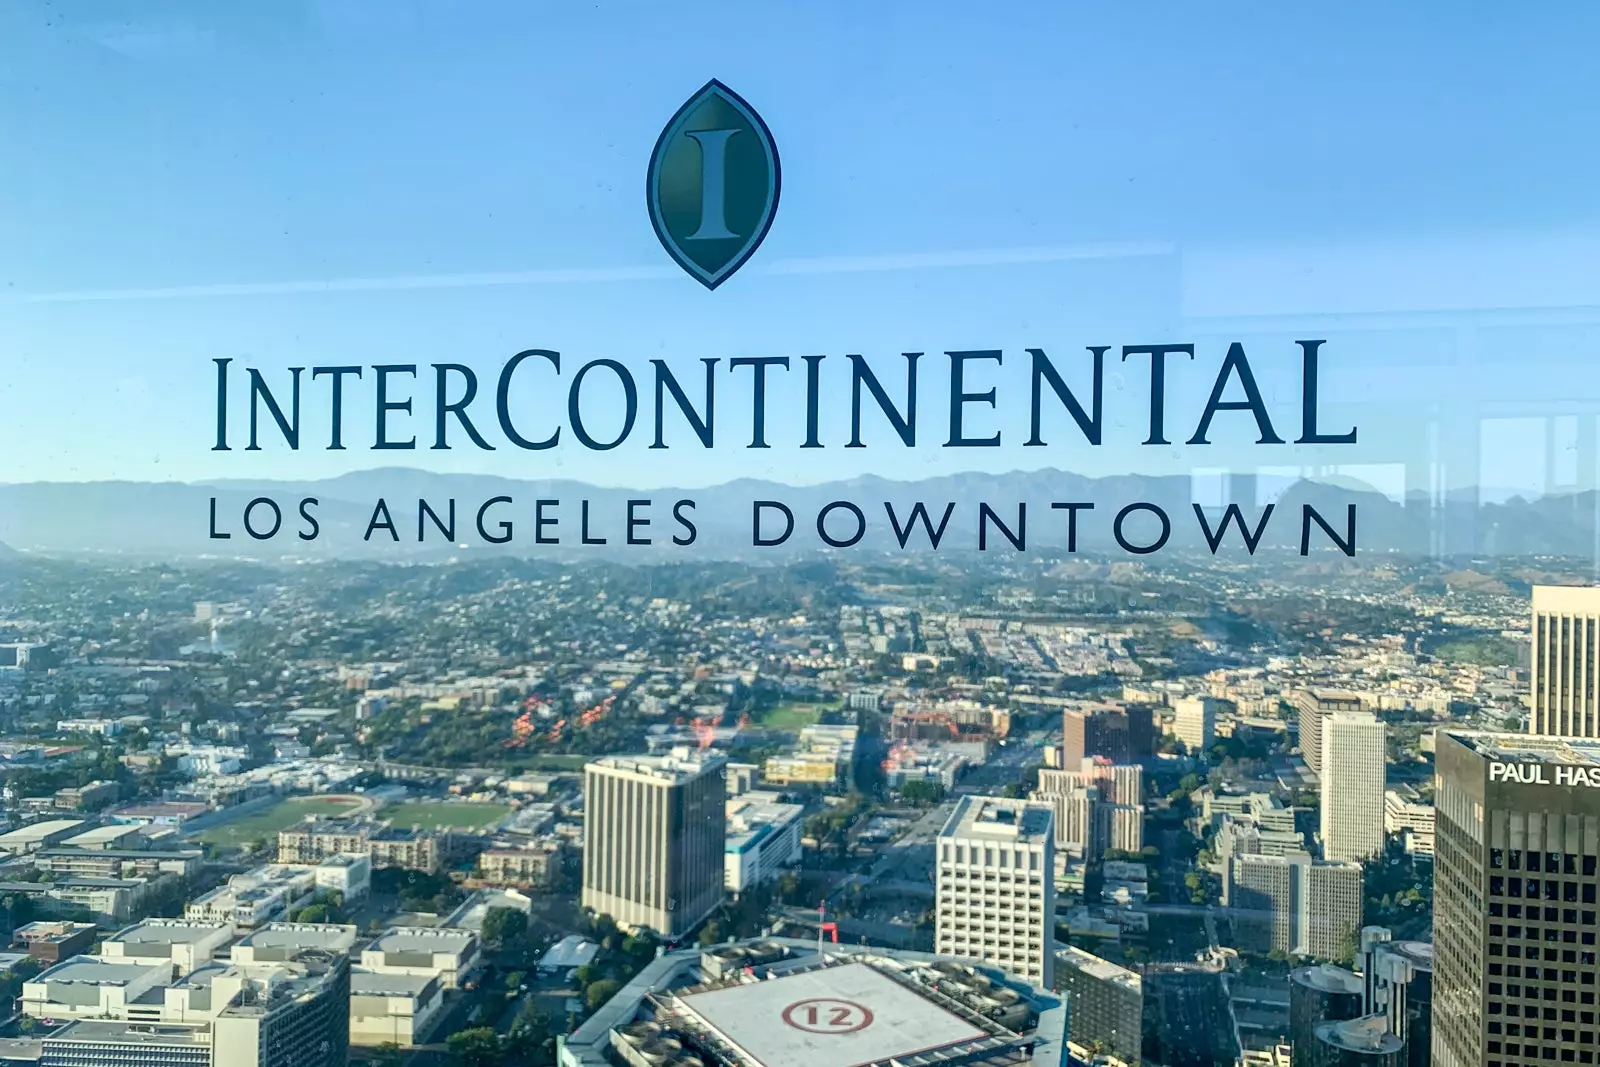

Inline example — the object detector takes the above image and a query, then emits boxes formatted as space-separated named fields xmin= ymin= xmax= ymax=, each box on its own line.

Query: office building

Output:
xmin=1062 ymin=704 xmax=1153 ymax=767
xmin=1296 ymin=689 xmax=1364 ymax=776
xmin=1321 ymin=712 xmax=1387 ymax=862
xmin=1531 ymin=585 xmax=1600 ymax=737
xmin=936 ymin=795 xmax=1055 ymax=988
xmin=1172 ymin=697 xmax=1218 ymax=755
xmin=1382 ymin=788 xmax=1436 ymax=857
xmin=1056 ymin=944 xmax=1141 ymax=1065
xmin=1290 ymin=963 xmax=1365 ymax=1065
xmin=1225 ymin=851 xmax=1362 ymax=959
xmin=582 ymin=749 xmax=726 ymax=939
xmin=1358 ymin=929 xmax=1434 ymax=1067
xmin=27 ymin=948 xmax=350 ymax=1067
xmin=1433 ymin=731 xmax=1600 ymax=1067
xmin=724 ymin=792 xmax=804 ymax=895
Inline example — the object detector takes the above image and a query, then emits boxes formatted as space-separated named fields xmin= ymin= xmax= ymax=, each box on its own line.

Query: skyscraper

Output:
xmin=1062 ymin=704 xmax=1154 ymax=766
xmin=1295 ymin=689 xmax=1365 ymax=777
xmin=1321 ymin=712 xmax=1387 ymax=862
xmin=1433 ymin=731 xmax=1600 ymax=1067
xmin=936 ymin=795 xmax=1055 ymax=987
xmin=582 ymin=749 xmax=727 ymax=940
xmin=1172 ymin=696 xmax=1217 ymax=755
xmin=1530 ymin=585 xmax=1600 ymax=737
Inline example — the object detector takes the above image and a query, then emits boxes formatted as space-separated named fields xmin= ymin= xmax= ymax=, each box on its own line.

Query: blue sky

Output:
xmin=1 ymin=1 xmax=1599 ymax=493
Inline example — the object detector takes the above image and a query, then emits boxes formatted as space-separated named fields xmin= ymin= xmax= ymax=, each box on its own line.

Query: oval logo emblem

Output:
xmin=647 ymin=80 xmax=780 ymax=290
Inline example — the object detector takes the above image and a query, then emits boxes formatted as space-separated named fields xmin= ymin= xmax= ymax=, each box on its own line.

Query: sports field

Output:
xmin=196 ymin=795 xmax=365 ymax=846
xmin=383 ymin=801 xmax=510 ymax=830
xmin=754 ymin=703 xmax=825 ymax=731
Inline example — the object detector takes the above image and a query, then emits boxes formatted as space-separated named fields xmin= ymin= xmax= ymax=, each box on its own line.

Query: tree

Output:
xmin=371 ymin=1043 xmax=404 ymax=1067
xmin=293 ymin=903 xmax=330 ymax=924
xmin=898 ymin=779 xmax=945 ymax=806
xmin=447 ymin=1027 xmax=502 ymax=1067
xmin=697 ymin=920 xmax=722 ymax=947
xmin=585 ymin=979 xmax=623 ymax=1011
xmin=482 ymin=905 xmax=530 ymax=947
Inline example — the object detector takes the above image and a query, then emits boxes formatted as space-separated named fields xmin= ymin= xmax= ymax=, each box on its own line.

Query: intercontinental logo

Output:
xmin=647 ymin=80 xmax=780 ymax=289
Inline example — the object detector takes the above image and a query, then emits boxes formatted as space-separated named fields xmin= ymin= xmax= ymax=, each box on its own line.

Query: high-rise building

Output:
xmin=1055 ymin=944 xmax=1141 ymax=1065
xmin=1225 ymin=850 xmax=1362 ymax=959
xmin=1359 ymin=930 xmax=1434 ymax=1067
xmin=1321 ymin=712 xmax=1386 ymax=862
xmin=1295 ymin=689 xmax=1364 ymax=777
xmin=1530 ymin=585 xmax=1600 ymax=737
xmin=936 ymin=795 xmax=1055 ymax=988
xmin=1290 ymin=963 xmax=1365 ymax=1065
xmin=582 ymin=749 xmax=727 ymax=940
xmin=1062 ymin=705 xmax=1153 ymax=767
xmin=1032 ymin=761 xmax=1142 ymax=857
xmin=1433 ymin=731 xmax=1600 ymax=1067
xmin=1172 ymin=697 xmax=1217 ymax=755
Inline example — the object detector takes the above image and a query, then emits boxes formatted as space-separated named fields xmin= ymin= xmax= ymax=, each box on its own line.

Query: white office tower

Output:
xmin=1319 ymin=711 xmax=1386 ymax=862
xmin=1530 ymin=584 xmax=1600 ymax=737
xmin=1172 ymin=696 xmax=1217 ymax=754
xmin=936 ymin=796 xmax=1056 ymax=988
xmin=582 ymin=749 xmax=727 ymax=939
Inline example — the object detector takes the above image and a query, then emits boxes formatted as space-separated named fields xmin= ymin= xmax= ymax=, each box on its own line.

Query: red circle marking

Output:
xmin=781 ymin=998 xmax=875 ymax=1034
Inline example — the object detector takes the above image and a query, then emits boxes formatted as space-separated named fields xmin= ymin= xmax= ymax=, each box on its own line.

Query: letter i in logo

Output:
xmin=647 ymin=80 xmax=781 ymax=289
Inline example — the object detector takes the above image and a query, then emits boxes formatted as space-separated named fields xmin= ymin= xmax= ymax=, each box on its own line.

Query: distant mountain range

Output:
xmin=0 ymin=468 xmax=1596 ymax=561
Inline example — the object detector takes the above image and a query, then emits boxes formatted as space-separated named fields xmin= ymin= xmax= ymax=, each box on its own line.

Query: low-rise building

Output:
xmin=311 ymin=852 xmax=371 ymax=901
xmin=477 ymin=846 xmax=559 ymax=888
xmin=12 ymin=921 xmax=97 ymax=964
xmin=98 ymin=919 xmax=234 ymax=976
xmin=724 ymin=792 xmax=804 ymax=895
xmin=349 ymin=970 xmax=447 ymax=1048
xmin=59 ymin=824 xmax=145 ymax=851
xmin=0 ymin=820 xmax=86 ymax=854
xmin=34 ymin=847 xmax=202 ymax=881
xmin=53 ymin=781 xmax=120 ymax=812
xmin=360 ymin=927 xmax=481 ymax=990
xmin=185 ymin=865 xmax=317 ymax=929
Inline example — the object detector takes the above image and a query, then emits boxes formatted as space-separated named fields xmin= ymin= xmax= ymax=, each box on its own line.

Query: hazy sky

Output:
xmin=2 ymin=1 xmax=1598 ymax=493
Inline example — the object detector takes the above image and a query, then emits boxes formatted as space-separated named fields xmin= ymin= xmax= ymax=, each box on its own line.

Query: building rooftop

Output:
xmin=674 ymin=961 xmax=990 ymax=1067
xmin=939 ymin=795 xmax=1053 ymax=842
xmin=1290 ymin=963 xmax=1363 ymax=996
xmin=33 ymin=956 xmax=161 ymax=987
xmin=0 ymin=820 xmax=84 ymax=845
xmin=44 ymin=1020 xmax=210 ymax=1049
xmin=560 ymin=939 xmax=1066 ymax=1067
xmin=1443 ymin=729 xmax=1600 ymax=766
xmin=60 ymin=825 xmax=140 ymax=847
xmin=1055 ymin=945 xmax=1141 ymax=993
xmin=232 ymin=921 xmax=358 ymax=955
xmin=107 ymin=919 xmax=231 ymax=947
xmin=587 ymin=750 xmax=726 ymax=784
xmin=351 ymin=970 xmax=436 ymax=997
xmin=372 ymin=927 xmax=477 ymax=954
